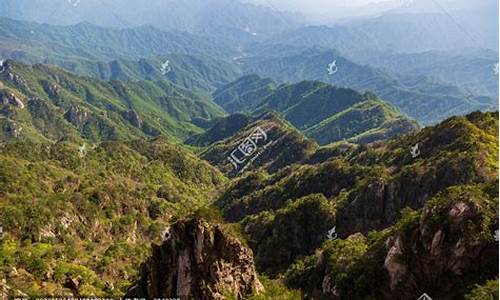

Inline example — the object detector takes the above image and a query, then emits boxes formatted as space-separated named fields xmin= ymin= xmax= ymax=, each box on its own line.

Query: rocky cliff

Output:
xmin=126 ymin=218 xmax=264 ymax=299
xmin=285 ymin=184 xmax=498 ymax=299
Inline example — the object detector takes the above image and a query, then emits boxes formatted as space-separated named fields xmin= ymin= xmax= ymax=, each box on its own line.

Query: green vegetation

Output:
xmin=0 ymin=55 xmax=497 ymax=298
xmin=283 ymin=183 xmax=498 ymax=299
xmin=0 ymin=17 xmax=234 ymax=64
xmin=0 ymin=60 xmax=225 ymax=143
xmin=200 ymin=112 xmax=318 ymax=177
xmin=0 ymin=139 xmax=225 ymax=296
xmin=213 ymin=75 xmax=277 ymax=113
xmin=247 ymin=277 xmax=302 ymax=300
xmin=243 ymin=194 xmax=336 ymax=275
xmin=213 ymin=76 xmax=419 ymax=145
xmin=243 ymin=48 xmax=497 ymax=125
xmin=465 ymin=279 xmax=500 ymax=300
xmin=209 ymin=111 xmax=498 ymax=298
xmin=48 ymin=54 xmax=242 ymax=93
xmin=305 ymin=94 xmax=419 ymax=145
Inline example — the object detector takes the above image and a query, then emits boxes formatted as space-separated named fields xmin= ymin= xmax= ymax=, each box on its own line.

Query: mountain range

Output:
xmin=0 ymin=17 xmax=496 ymax=125
xmin=212 ymin=75 xmax=419 ymax=145
xmin=0 ymin=1 xmax=497 ymax=299
xmin=0 ymin=60 xmax=225 ymax=143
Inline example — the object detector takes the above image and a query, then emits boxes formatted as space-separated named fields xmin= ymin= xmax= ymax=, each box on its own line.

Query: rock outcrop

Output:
xmin=41 ymin=81 xmax=60 ymax=98
xmin=126 ymin=218 xmax=264 ymax=299
xmin=382 ymin=198 xmax=497 ymax=299
xmin=64 ymin=105 xmax=88 ymax=125
xmin=7 ymin=73 xmax=28 ymax=89
xmin=282 ymin=183 xmax=498 ymax=300
xmin=0 ymin=91 xmax=24 ymax=109
xmin=122 ymin=109 xmax=143 ymax=128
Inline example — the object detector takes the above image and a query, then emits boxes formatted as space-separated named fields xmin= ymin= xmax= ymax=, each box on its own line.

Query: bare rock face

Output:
xmin=122 ymin=109 xmax=143 ymax=128
xmin=7 ymin=72 xmax=28 ymax=89
xmin=0 ymin=92 xmax=25 ymax=109
xmin=126 ymin=218 xmax=264 ymax=299
xmin=64 ymin=105 xmax=89 ymax=125
xmin=382 ymin=200 xmax=497 ymax=299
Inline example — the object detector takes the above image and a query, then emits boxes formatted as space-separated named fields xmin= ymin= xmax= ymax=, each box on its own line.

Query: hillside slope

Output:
xmin=41 ymin=55 xmax=242 ymax=93
xmin=0 ymin=60 xmax=225 ymax=143
xmin=214 ymin=111 xmax=498 ymax=298
xmin=0 ymin=139 xmax=226 ymax=296
xmin=199 ymin=112 xmax=318 ymax=177
xmin=242 ymin=48 xmax=497 ymax=125
xmin=213 ymin=77 xmax=419 ymax=145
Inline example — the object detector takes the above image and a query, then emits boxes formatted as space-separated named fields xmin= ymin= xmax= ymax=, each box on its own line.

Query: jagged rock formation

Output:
xmin=122 ymin=109 xmax=143 ymax=128
xmin=64 ymin=105 xmax=89 ymax=125
xmin=41 ymin=81 xmax=60 ymax=98
xmin=382 ymin=194 xmax=498 ymax=299
xmin=0 ymin=91 xmax=24 ymax=109
xmin=6 ymin=72 xmax=28 ymax=89
xmin=126 ymin=218 xmax=264 ymax=299
xmin=213 ymin=111 xmax=498 ymax=298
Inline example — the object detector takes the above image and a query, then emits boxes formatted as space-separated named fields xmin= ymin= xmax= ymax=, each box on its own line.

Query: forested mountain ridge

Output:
xmin=214 ymin=111 xmax=498 ymax=299
xmin=212 ymin=76 xmax=419 ymax=145
xmin=0 ymin=60 xmax=225 ymax=143
xmin=1 ymin=17 xmax=496 ymax=127
xmin=242 ymin=48 xmax=497 ymax=125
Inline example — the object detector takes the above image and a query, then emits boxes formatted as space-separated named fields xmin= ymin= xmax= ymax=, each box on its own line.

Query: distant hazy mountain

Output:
xmin=0 ymin=0 xmax=301 ymax=42
xmin=0 ymin=18 xmax=496 ymax=127
xmin=358 ymin=48 xmax=499 ymax=98
xmin=43 ymin=55 xmax=243 ymax=93
xmin=0 ymin=17 xmax=237 ymax=62
xmin=270 ymin=6 xmax=498 ymax=58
